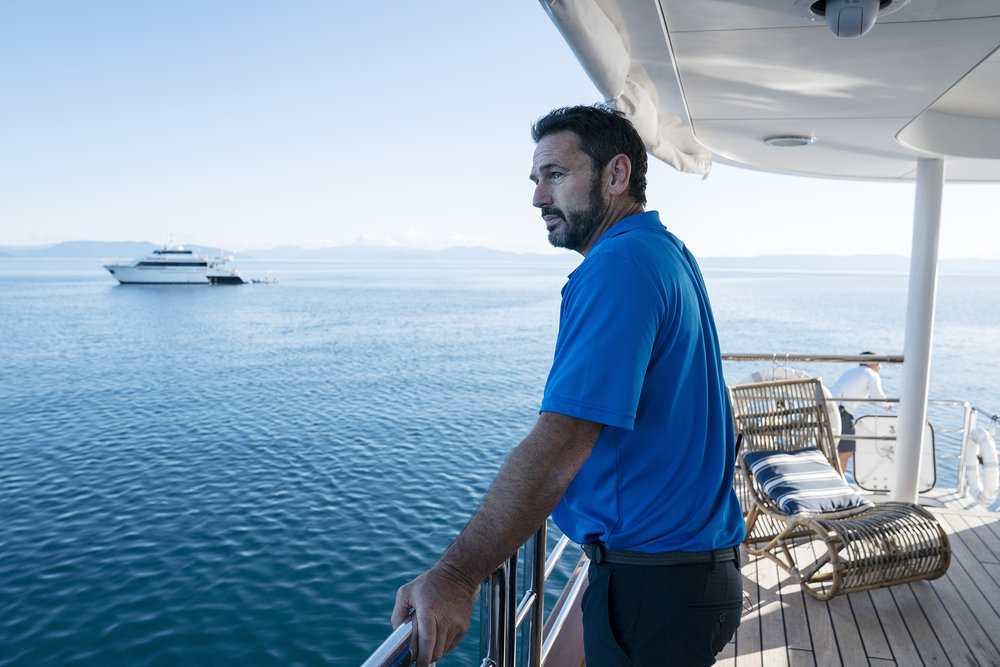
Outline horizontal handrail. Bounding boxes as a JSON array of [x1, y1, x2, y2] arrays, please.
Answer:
[[361, 620, 416, 667], [514, 591, 538, 633], [722, 353, 903, 364], [544, 534, 571, 581]]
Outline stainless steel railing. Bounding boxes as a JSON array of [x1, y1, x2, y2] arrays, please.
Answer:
[[722, 353, 904, 365], [362, 525, 578, 667], [361, 620, 415, 667], [720, 352, 999, 507]]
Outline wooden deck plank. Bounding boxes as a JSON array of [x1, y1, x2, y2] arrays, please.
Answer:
[[717, 632, 737, 663], [786, 647, 816, 667], [717, 638, 737, 663], [826, 593, 867, 665], [921, 558, 1000, 662], [937, 513, 1000, 620], [987, 560, 1000, 586], [777, 574, 812, 654], [867, 586, 922, 665], [907, 577, 988, 666], [958, 513, 1000, 576], [802, 586, 840, 666], [796, 538, 847, 667], [949, 511, 1000, 565], [976, 512, 1000, 545], [754, 547, 790, 666], [886, 584, 950, 665], [780, 538, 825, 655], [734, 548, 763, 667], [846, 591, 892, 661]]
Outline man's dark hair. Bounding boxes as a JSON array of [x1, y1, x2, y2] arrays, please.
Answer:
[[531, 105, 648, 207]]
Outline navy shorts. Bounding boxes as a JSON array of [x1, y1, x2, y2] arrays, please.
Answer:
[[838, 407, 856, 453], [581, 552, 743, 666]]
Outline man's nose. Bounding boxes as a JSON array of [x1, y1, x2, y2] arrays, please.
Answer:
[[532, 183, 549, 208]]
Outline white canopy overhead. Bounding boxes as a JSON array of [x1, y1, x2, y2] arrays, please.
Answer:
[[540, 0, 1000, 181]]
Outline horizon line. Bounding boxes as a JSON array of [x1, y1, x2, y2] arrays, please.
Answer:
[[3, 240, 1000, 263]]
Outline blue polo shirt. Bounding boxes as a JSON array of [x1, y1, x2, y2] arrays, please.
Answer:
[[541, 211, 745, 552]]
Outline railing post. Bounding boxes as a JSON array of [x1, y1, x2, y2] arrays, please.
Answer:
[[479, 561, 508, 667], [479, 526, 549, 667], [504, 552, 518, 666], [957, 406, 978, 496], [518, 526, 546, 667], [530, 526, 546, 666]]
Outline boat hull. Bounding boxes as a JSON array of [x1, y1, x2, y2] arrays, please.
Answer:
[[104, 264, 210, 284], [207, 274, 245, 285]]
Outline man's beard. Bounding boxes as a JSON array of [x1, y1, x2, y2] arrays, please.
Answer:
[[545, 174, 608, 251]]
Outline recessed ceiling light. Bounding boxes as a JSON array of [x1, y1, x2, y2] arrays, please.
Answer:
[[763, 136, 816, 147]]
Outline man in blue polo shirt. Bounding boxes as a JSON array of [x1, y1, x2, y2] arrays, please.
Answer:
[[392, 105, 746, 666]]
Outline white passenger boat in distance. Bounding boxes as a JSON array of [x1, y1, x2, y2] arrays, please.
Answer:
[[104, 246, 211, 284]]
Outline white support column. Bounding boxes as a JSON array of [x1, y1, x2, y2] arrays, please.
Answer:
[[892, 158, 945, 503]]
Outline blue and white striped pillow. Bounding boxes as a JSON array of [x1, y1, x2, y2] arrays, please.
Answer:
[[742, 447, 873, 514]]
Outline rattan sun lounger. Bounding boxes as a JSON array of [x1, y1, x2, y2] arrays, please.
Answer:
[[728, 378, 950, 600]]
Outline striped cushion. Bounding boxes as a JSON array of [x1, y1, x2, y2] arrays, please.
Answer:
[[742, 447, 873, 514]]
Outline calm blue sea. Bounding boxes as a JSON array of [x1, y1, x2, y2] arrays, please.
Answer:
[[2, 257, 998, 666]]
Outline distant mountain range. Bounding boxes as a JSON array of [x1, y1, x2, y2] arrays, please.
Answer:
[[0, 240, 163, 259], [0, 241, 568, 263], [2, 241, 999, 274]]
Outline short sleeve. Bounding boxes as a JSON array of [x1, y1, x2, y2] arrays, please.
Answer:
[[541, 252, 662, 430]]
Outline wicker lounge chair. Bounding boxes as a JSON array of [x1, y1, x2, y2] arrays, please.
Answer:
[[728, 377, 951, 600]]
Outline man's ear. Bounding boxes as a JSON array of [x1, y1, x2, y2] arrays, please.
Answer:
[[606, 154, 631, 196]]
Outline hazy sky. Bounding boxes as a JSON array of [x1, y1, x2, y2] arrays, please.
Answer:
[[3, 1, 998, 258]]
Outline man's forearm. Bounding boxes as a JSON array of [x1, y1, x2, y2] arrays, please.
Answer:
[[389, 412, 601, 666], [435, 412, 601, 588]]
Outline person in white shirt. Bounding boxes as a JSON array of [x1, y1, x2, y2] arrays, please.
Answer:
[[831, 352, 890, 475]]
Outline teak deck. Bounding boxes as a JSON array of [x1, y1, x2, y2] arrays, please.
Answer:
[[718, 498, 1000, 667], [541, 491, 999, 667]]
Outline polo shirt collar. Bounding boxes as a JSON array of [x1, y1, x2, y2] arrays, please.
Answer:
[[588, 210, 662, 254]]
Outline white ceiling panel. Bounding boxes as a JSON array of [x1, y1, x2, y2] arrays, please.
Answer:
[[669, 19, 1000, 120]]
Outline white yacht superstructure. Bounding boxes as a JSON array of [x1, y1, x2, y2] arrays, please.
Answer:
[[104, 246, 241, 284]]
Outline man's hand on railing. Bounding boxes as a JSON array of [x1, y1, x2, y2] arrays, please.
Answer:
[[390, 562, 478, 666]]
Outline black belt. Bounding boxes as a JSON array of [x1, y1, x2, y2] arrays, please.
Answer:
[[582, 542, 738, 566]]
